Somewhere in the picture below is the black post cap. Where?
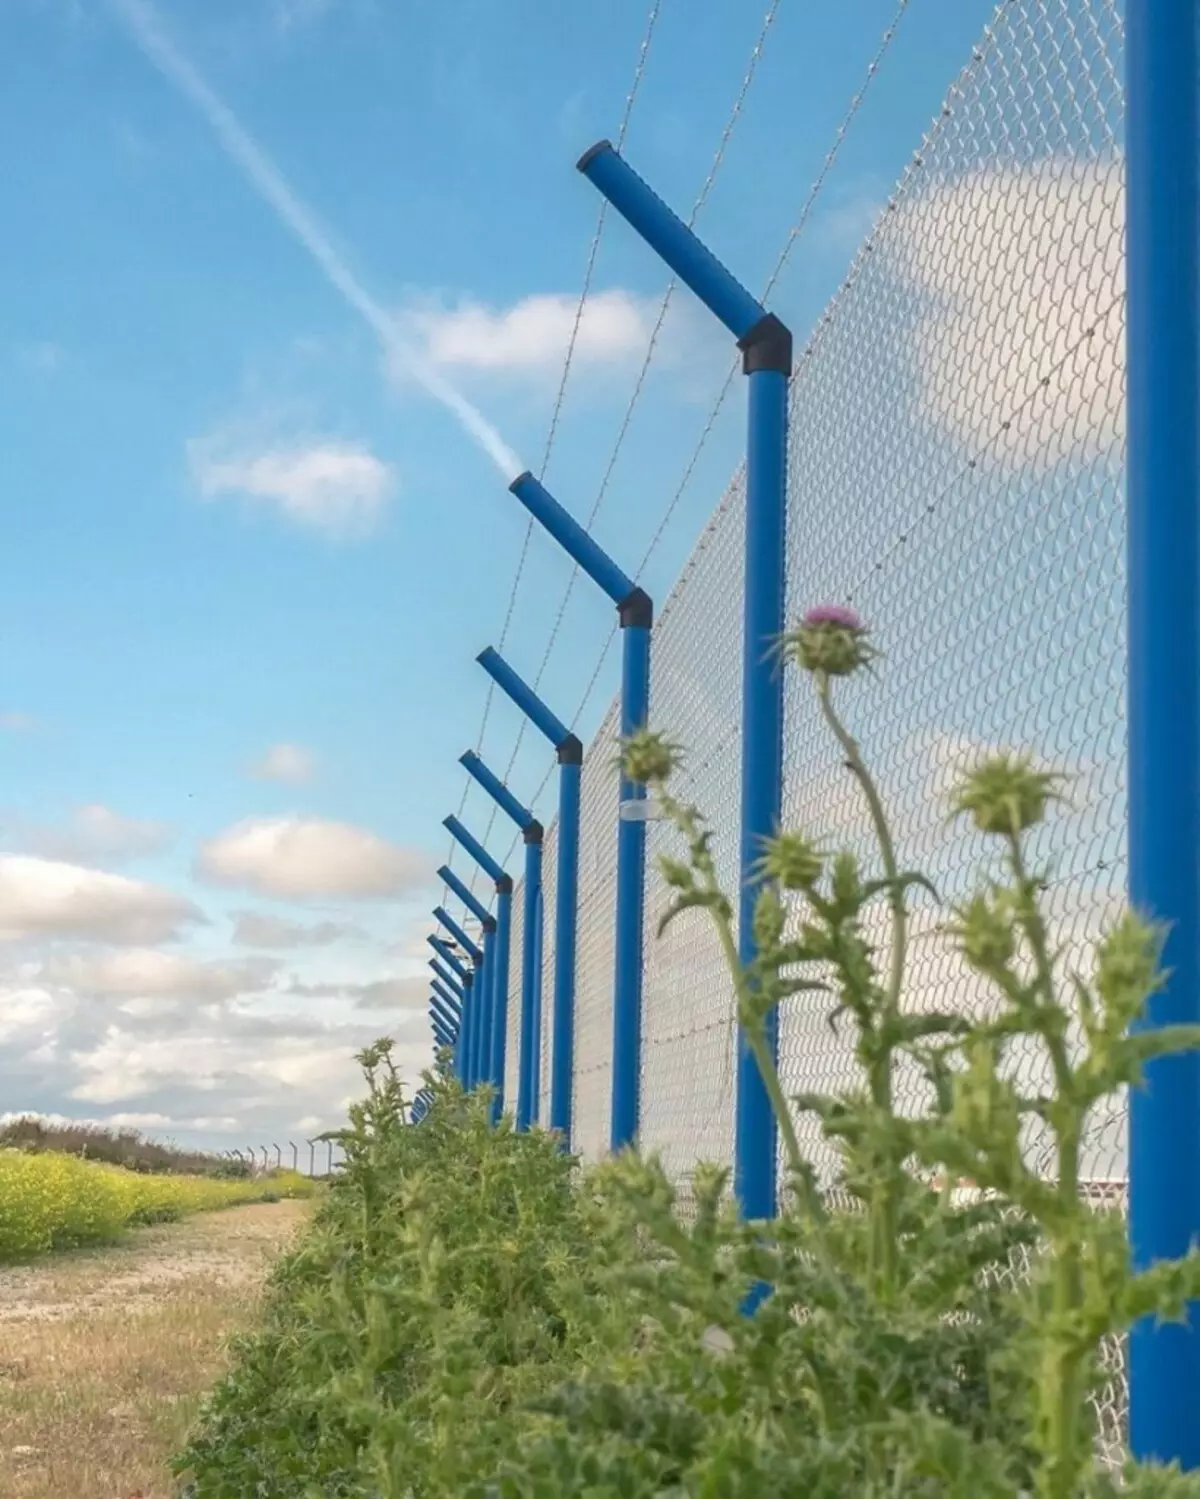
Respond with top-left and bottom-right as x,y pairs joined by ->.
557,733 -> 583,766
618,585 -> 654,630
523,820 -> 545,846
738,312 -> 794,376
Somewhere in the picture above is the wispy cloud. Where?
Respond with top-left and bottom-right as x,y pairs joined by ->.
0,713 -> 36,734
197,815 -> 429,900
14,803 -> 175,866
232,911 -> 361,948
189,433 -> 394,537
109,0 -> 521,478
246,742 -> 319,785
411,290 -> 658,374
0,854 -> 203,945
815,181 -> 885,258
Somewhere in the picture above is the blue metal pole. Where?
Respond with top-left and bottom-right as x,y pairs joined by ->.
434,906 -> 483,964
476,646 -> 582,1144
489,881 -> 513,1121
509,473 -> 635,606
428,935 -> 468,983
445,813 -> 514,1120
576,141 -> 764,340
438,864 -> 493,925
431,996 -> 459,1034
577,137 -> 792,1218
430,959 -> 463,999
1127,0 -> 1200,1468
504,477 -> 652,1153
472,933 -> 492,1090
611,619 -> 650,1152
519,833 -> 544,1129
734,367 -> 789,1228
477,647 -> 572,745
553,753 -> 582,1141
459,748 -> 544,1132
461,751 -> 534,833
530,879 -> 545,1124
431,980 -> 462,1019
444,815 -> 506,884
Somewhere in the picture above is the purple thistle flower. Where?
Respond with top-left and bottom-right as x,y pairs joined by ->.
802,603 -> 863,632
786,602 -> 874,676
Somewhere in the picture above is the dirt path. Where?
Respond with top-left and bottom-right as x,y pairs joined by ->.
0,1198 -> 311,1498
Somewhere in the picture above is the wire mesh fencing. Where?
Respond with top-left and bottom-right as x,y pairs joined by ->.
497,0 -> 1129,1462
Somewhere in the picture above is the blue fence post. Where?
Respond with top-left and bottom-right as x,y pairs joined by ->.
477,647 -> 583,1145
431,994 -> 460,1036
445,815 -> 513,1120
460,749 -> 544,1131
578,140 -> 791,1228
434,906 -> 484,966
428,936 -> 471,1084
1127,0 -> 1200,1469
433,906 -> 480,1084
505,474 -> 651,1154
431,979 -> 462,1021
436,864 -> 494,1095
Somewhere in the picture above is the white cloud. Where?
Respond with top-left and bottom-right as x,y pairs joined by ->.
197,815 -> 429,900
410,289 -> 656,374
816,182 -> 885,258
286,973 -> 427,1010
18,803 -> 174,865
40,948 -> 275,1003
110,0 -> 519,478
888,156 -> 1124,470
0,855 -> 203,944
66,1020 -> 387,1106
232,910 -> 360,948
0,986 -> 59,1045
0,712 -> 35,733
248,742 -> 317,785
189,434 -> 395,538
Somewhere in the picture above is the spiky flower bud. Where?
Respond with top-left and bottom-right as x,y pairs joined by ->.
951,754 -> 1064,837
1094,912 -> 1161,1029
761,832 -> 824,892
753,884 -> 786,950
785,604 -> 874,677
952,892 -> 1017,972
621,730 -> 681,787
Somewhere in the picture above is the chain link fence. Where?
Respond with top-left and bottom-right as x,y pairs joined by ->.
500,0 -> 1128,1457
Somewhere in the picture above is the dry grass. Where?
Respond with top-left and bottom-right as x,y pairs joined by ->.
0,1197 -> 310,1498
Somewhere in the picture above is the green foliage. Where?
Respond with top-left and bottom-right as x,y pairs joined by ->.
177,624 -> 1200,1497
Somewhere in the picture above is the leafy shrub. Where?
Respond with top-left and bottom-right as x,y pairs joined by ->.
0,1148 -> 313,1260
177,610 -> 1200,1498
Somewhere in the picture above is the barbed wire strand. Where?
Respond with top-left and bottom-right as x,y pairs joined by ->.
439,0 -> 664,918
470,0 -> 786,875
492,0 -> 917,870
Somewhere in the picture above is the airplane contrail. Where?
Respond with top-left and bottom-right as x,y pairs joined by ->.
109,0 -> 522,479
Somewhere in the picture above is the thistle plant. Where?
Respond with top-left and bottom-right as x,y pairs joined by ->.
178,607 -> 1200,1498
618,604 -> 1200,1497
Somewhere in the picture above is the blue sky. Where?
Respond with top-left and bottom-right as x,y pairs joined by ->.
0,0 -> 1005,1149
